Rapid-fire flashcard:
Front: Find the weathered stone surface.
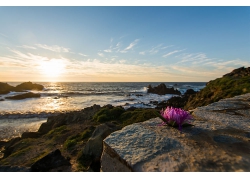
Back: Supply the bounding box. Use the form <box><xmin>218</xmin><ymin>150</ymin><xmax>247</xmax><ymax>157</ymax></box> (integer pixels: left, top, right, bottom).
<box><xmin>79</xmin><ymin>122</ymin><xmax>119</xmax><ymax>171</ymax></box>
<box><xmin>101</xmin><ymin>93</ymin><xmax>250</xmax><ymax>172</ymax></box>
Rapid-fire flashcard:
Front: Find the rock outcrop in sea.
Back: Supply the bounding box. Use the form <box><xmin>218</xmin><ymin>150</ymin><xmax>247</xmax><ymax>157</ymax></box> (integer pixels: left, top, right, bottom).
<box><xmin>0</xmin><ymin>82</ymin><xmax>44</xmax><ymax>95</ymax></box>
<box><xmin>147</xmin><ymin>83</ymin><xmax>181</xmax><ymax>95</ymax></box>
<box><xmin>101</xmin><ymin>93</ymin><xmax>250</xmax><ymax>172</ymax></box>
<box><xmin>156</xmin><ymin>89</ymin><xmax>197</xmax><ymax>109</ymax></box>
<box><xmin>0</xmin><ymin>81</ymin><xmax>44</xmax><ymax>101</ymax></box>
<box><xmin>5</xmin><ymin>92</ymin><xmax>41</xmax><ymax>100</ymax></box>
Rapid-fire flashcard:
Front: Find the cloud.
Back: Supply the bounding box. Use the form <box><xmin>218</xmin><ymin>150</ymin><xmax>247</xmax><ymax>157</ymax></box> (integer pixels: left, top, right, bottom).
<box><xmin>119</xmin><ymin>60</ymin><xmax>126</xmax><ymax>64</ymax></box>
<box><xmin>104</xmin><ymin>49</ymin><xmax>112</xmax><ymax>53</ymax></box>
<box><xmin>18</xmin><ymin>45</ymin><xmax>37</xmax><ymax>49</ymax></box>
<box><xmin>0</xmin><ymin>33</ymin><xmax>8</xmax><ymax>38</ymax></box>
<box><xmin>149</xmin><ymin>44</ymin><xmax>163</xmax><ymax>54</ymax></box>
<box><xmin>161</xmin><ymin>45</ymin><xmax>174</xmax><ymax>49</ymax></box>
<box><xmin>36</xmin><ymin>44</ymin><xmax>70</xmax><ymax>53</ymax></box>
<box><xmin>123</xmin><ymin>39</ymin><xmax>140</xmax><ymax>51</ymax></box>
<box><xmin>138</xmin><ymin>44</ymin><xmax>173</xmax><ymax>56</ymax></box>
<box><xmin>79</xmin><ymin>53</ymin><xmax>88</xmax><ymax>56</ymax></box>
<box><xmin>98</xmin><ymin>52</ymin><xmax>104</xmax><ymax>57</ymax></box>
<box><xmin>162</xmin><ymin>49</ymin><xmax>184</xmax><ymax>58</ymax></box>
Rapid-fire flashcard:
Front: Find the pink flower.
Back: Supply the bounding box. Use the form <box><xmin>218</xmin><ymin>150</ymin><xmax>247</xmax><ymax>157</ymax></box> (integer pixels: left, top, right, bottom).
<box><xmin>160</xmin><ymin>106</ymin><xmax>193</xmax><ymax>131</ymax></box>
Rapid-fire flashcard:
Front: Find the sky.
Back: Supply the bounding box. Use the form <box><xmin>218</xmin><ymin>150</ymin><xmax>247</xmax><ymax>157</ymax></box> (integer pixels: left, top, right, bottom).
<box><xmin>0</xmin><ymin>5</ymin><xmax>250</xmax><ymax>82</ymax></box>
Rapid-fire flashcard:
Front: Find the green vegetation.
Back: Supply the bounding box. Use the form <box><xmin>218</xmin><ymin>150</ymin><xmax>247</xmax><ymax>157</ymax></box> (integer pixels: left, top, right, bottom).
<box><xmin>45</xmin><ymin>125</ymin><xmax>68</xmax><ymax>138</ymax></box>
<box><xmin>93</xmin><ymin>105</ymin><xmax>162</xmax><ymax>127</ymax></box>
<box><xmin>64</xmin><ymin>138</ymin><xmax>78</xmax><ymax>150</ymax></box>
<box><xmin>63</xmin><ymin>126</ymin><xmax>95</xmax><ymax>150</ymax></box>
<box><xmin>9</xmin><ymin>146</ymin><xmax>32</xmax><ymax>158</ymax></box>
<box><xmin>185</xmin><ymin>73</ymin><xmax>250</xmax><ymax>110</ymax></box>
<box><xmin>120</xmin><ymin>108</ymin><xmax>163</xmax><ymax>126</ymax></box>
<box><xmin>80</xmin><ymin>127</ymin><xmax>95</xmax><ymax>140</ymax></box>
<box><xmin>93</xmin><ymin>106</ymin><xmax>125</xmax><ymax>123</ymax></box>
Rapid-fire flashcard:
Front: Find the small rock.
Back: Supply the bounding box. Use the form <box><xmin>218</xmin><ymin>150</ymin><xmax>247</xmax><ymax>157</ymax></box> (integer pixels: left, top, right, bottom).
<box><xmin>5</xmin><ymin>92</ymin><xmax>41</xmax><ymax>100</ymax></box>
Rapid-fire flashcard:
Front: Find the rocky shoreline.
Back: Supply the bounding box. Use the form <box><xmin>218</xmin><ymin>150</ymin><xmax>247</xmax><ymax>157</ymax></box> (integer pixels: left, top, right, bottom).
<box><xmin>0</xmin><ymin>82</ymin><xmax>44</xmax><ymax>101</ymax></box>
<box><xmin>0</xmin><ymin>104</ymin><xmax>162</xmax><ymax>171</ymax></box>
<box><xmin>0</xmin><ymin>67</ymin><xmax>249</xmax><ymax>172</ymax></box>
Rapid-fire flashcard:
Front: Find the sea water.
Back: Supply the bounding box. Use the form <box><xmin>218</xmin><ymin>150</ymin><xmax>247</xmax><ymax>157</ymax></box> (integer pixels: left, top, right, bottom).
<box><xmin>0</xmin><ymin>82</ymin><xmax>206</xmax><ymax>140</ymax></box>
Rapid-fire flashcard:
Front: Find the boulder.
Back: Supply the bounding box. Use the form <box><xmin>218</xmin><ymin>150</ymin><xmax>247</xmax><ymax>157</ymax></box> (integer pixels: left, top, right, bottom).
<box><xmin>101</xmin><ymin>93</ymin><xmax>250</xmax><ymax>172</ymax></box>
<box><xmin>147</xmin><ymin>83</ymin><xmax>181</xmax><ymax>95</ymax></box>
<box><xmin>78</xmin><ymin>122</ymin><xmax>119</xmax><ymax>171</ymax></box>
<box><xmin>156</xmin><ymin>89</ymin><xmax>197</xmax><ymax>109</ymax></box>
<box><xmin>0</xmin><ymin>82</ymin><xmax>15</xmax><ymax>94</ymax></box>
<box><xmin>184</xmin><ymin>89</ymin><xmax>197</xmax><ymax>96</ymax></box>
<box><xmin>5</xmin><ymin>92</ymin><xmax>41</xmax><ymax>100</ymax></box>
<box><xmin>21</xmin><ymin>132</ymin><xmax>42</xmax><ymax>139</ymax></box>
<box><xmin>0</xmin><ymin>82</ymin><xmax>44</xmax><ymax>95</ymax></box>
<box><xmin>14</xmin><ymin>82</ymin><xmax>44</xmax><ymax>91</ymax></box>
<box><xmin>0</xmin><ymin>141</ymin><xmax>7</xmax><ymax>149</ymax></box>
<box><xmin>30</xmin><ymin>149</ymin><xmax>71</xmax><ymax>172</ymax></box>
<box><xmin>3</xmin><ymin>137</ymin><xmax>21</xmax><ymax>158</ymax></box>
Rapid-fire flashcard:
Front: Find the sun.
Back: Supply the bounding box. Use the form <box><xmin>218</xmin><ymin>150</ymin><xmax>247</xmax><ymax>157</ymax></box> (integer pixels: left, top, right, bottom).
<box><xmin>39</xmin><ymin>59</ymin><xmax>66</xmax><ymax>79</ymax></box>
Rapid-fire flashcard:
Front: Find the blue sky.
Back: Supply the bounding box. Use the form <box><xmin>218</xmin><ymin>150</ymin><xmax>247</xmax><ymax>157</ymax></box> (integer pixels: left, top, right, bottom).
<box><xmin>0</xmin><ymin>6</ymin><xmax>249</xmax><ymax>82</ymax></box>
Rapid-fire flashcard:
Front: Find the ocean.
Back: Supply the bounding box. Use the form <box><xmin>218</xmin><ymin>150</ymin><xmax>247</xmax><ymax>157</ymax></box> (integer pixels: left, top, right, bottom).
<box><xmin>0</xmin><ymin>82</ymin><xmax>206</xmax><ymax>141</ymax></box>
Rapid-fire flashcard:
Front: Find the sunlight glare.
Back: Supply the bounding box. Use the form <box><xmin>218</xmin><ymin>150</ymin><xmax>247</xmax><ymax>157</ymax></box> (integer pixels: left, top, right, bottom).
<box><xmin>39</xmin><ymin>59</ymin><xmax>66</xmax><ymax>78</ymax></box>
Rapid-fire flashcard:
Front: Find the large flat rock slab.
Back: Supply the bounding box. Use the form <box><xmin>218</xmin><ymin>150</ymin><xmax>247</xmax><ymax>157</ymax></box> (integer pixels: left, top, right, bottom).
<box><xmin>101</xmin><ymin>93</ymin><xmax>250</xmax><ymax>172</ymax></box>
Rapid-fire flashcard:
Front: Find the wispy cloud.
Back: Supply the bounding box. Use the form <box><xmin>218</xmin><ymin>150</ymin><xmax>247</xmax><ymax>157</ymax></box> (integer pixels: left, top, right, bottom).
<box><xmin>36</xmin><ymin>44</ymin><xmax>70</xmax><ymax>53</ymax></box>
<box><xmin>79</xmin><ymin>53</ymin><xmax>88</xmax><ymax>57</ymax></box>
<box><xmin>161</xmin><ymin>45</ymin><xmax>174</xmax><ymax>49</ymax></box>
<box><xmin>0</xmin><ymin>33</ymin><xmax>8</xmax><ymax>38</ymax></box>
<box><xmin>138</xmin><ymin>44</ymin><xmax>173</xmax><ymax>56</ymax></box>
<box><xmin>162</xmin><ymin>49</ymin><xmax>185</xmax><ymax>58</ymax></box>
<box><xmin>8</xmin><ymin>48</ymin><xmax>49</xmax><ymax>62</ymax></box>
<box><xmin>113</xmin><ymin>42</ymin><xmax>122</xmax><ymax>52</ymax></box>
<box><xmin>98</xmin><ymin>52</ymin><xmax>104</xmax><ymax>57</ymax></box>
<box><xmin>124</xmin><ymin>39</ymin><xmax>139</xmax><ymax>51</ymax></box>
<box><xmin>119</xmin><ymin>59</ymin><xmax>126</xmax><ymax>64</ymax></box>
<box><xmin>104</xmin><ymin>49</ymin><xmax>112</xmax><ymax>53</ymax></box>
<box><xmin>17</xmin><ymin>45</ymin><xmax>37</xmax><ymax>49</ymax></box>
<box><xmin>176</xmin><ymin>53</ymin><xmax>213</xmax><ymax>64</ymax></box>
<box><xmin>149</xmin><ymin>44</ymin><xmax>163</xmax><ymax>54</ymax></box>
<box><xmin>120</xmin><ymin>39</ymin><xmax>140</xmax><ymax>53</ymax></box>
